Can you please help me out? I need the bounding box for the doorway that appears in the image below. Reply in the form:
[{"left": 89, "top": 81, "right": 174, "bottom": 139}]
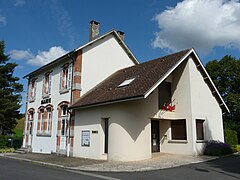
[{"left": 151, "top": 120, "right": 160, "bottom": 152}]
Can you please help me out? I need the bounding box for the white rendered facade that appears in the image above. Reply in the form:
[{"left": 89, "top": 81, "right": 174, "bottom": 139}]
[{"left": 22, "top": 32, "right": 137, "bottom": 154}]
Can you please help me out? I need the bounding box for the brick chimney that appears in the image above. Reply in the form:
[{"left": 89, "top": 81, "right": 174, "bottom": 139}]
[
  {"left": 89, "top": 20, "right": 100, "bottom": 41},
  {"left": 117, "top": 31, "right": 125, "bottom": 41}
]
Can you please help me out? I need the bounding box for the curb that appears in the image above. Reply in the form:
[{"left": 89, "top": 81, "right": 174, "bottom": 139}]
[{"left": 0, "top": 153, "right": 219, "bottom": 173}]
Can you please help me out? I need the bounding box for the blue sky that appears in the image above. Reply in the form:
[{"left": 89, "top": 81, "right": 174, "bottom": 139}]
[{"left": 0, "top": 0, "right": 240, "bottom": 113}]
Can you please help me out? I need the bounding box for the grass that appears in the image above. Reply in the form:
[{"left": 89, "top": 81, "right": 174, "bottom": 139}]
[{"left": 13, "top": 117, "right": 24, "bottom": 138}]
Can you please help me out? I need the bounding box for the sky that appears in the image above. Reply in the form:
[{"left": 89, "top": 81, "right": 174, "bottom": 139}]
[{"left": 0, "top": 0, "right": 240, "bottom": 113}]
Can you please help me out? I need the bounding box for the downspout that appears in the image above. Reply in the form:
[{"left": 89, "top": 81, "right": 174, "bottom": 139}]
[{"left": 67, "top": 52, "right": 75, "bottom": 157}]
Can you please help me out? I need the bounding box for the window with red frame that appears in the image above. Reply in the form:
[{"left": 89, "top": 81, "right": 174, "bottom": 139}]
[{"left": 59, "top": 64, "right": 72, "bottom": 92}]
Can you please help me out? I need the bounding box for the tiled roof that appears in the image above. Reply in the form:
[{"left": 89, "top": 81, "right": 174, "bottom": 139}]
[{"left": 70, "top": 49, "right": 191, "bottom": 109}]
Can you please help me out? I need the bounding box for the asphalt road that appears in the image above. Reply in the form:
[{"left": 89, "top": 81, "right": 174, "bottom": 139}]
[{"left": 0, "top": 155, "right": 239, "bottom": 180}]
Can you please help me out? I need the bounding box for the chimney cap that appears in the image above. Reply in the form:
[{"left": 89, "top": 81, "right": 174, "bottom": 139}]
[
  {"left": 90, "top": 20, "right": 100, "bottom": 25},
  {"left": 117, "top": 30, "right": 125, "bottom": 35}
]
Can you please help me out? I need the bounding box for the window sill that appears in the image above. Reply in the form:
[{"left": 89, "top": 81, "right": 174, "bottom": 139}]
[
  {"left": 168, "top": 140, "right": 188, "bottom": 144},
  {"left": 196, "top": 140, "right": 208, "bottom": 143},
  {"left": 29, "top": 99, "right": 35, "bottom": 103},
  {"left": 36, "top": 133, "right": 51, "bottom": 137},
  {"left": 59, "top": 89, "right": 69, "bottom": 94},
  {"left": 42, "top": 94, "right": 50, "bottom": 99}
]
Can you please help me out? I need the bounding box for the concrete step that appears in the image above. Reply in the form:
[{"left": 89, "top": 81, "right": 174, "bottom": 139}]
[{"left": 14, "top": 147, "right": 31, "bottom": 154}]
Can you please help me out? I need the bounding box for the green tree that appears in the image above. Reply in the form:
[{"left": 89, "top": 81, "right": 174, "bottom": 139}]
[
  {"left": 206, "top": 55, "right": 240, "bottom": 142},
  {"left": 0, "top": 40, "right": 23, "bottom": 135}
]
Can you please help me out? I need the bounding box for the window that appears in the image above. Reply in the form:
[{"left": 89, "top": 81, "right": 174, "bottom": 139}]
[
  {"left": 43, "top": 73, "right": 51, "bottom": 96},
  {"left": 60, "top": 105, "right": 68, "bottom": 136},
  {"left": 159, "top": 82, "right": 172, "bottom": 109},
  {"left": 29, "top": 79, "right": 36, "bottom": 101},
  {"left": 171, "top": 120, "right": 187, "bottom": 140},
  {"left": 46, "top": 107, "right": 52, "bottom": 134},
  {"left": 196, "top": 119, "right": 204, "bottom": 140},
  {"left": 118, "top": 78, "right": 135, "bottom": 87},
  {"left": 60, "top": 64, "right": 72, "bottom": 91},
  {"left": 39, "top": 109, "right": 44, "bottom": 132},
  {"left": 29, "top": 111, "right": 34, "bottom": 121}
]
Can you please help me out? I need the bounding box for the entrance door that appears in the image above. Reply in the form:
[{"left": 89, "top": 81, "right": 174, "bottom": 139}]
[
  {"left": 60, "top": 118, "right": 67, "bottom": 150},
  {"left": 28, "top": 121, "right": 33, "bottom": 146},
  {"left": 151, "top": 120, "right": 160, "bottom": 152}
]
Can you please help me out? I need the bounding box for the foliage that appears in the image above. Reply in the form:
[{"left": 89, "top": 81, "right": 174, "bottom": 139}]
[
  {"left": 0, "top": 40, "right": 23, "bottom": 135},
  {"left": 0, "top": 135, "right": 9, "bottom": 148},
  {"left": 203, "top": 140, "right": 233, "bottom": 156},
  {"left": 13, "top": 117, "right": 25, "bottom": 138},
  {"left": 0, "top": 148, "right": 14, "bottom": 153},
  {"left": 206, "top": 55, "right": 240, "bottom": 142},
  {"left": 232, "top": 145, "right": 240, "bottom": 153},
  {"left": 224, "top": 129, "right": 238, "bottom": 146}
]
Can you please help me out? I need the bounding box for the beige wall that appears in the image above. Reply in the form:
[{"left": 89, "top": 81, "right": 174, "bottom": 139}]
[
  {"left": 81, "top": 34, "right": 135, "bottom": 95},
  {"left": 74, "top": 90, "right": 158, "bottom": 161},
  {"left": 156, "top": 57, "right": 223, "bottom": 155},
  {"left": 74, "top": 55, "right": 224, "bottom": 160}
]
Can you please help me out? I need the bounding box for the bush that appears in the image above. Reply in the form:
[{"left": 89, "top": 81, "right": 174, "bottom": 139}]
[
  {"left": 0, "top": 136, "right": 9, "bottom": 149},
  {"left": 203, "top": 140, "right": 233, "bottom": 156},
  {"left": 0, "top": 148, "right": 15, "bottom": 153},
  {"left": 232, "top": 145, "right": 240, "bottom": 153},
  {"left": 224, "top": 129, "right": 238, "bottom": 145}
]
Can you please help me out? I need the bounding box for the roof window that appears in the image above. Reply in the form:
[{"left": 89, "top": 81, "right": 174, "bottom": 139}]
[{"left": 118, "top": 78, "right": 135, "bottom": 87}]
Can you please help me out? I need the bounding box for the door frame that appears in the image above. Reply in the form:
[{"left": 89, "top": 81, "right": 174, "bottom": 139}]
[{"left": 151, "top": 120, "right": 160, "bottom": 153}]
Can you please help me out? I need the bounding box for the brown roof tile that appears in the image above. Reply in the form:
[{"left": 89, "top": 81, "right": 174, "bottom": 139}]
[{"left": 70, "top": 49, "right": 191, "bottom": 109}]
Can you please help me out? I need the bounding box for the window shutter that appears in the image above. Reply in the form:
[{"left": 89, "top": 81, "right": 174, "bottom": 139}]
[
  {"left": 28, "top": 84, "right": 31, "bottom": 101},
  {"left": 34, "top": 81, "right": 36, "bottom": 100},
  {"left": 59, "top": 69, "right": 62, "bottom": 91},
  {"left": 48, "top": 74, "right": 52, "bottom": 94},
  {"left": 68, "top": 64, "right": 72, "bottom": 89},
  {"left": 42, "top": 78, "right": 45, "bottom": 96}
]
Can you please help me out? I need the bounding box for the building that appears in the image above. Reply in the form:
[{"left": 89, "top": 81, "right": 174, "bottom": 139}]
[
  {"left": 22, "top": 21, "right": 138, "bottom": 156},
  {"left": 70, "top": 48, "right": 229, "bottom": 161}
]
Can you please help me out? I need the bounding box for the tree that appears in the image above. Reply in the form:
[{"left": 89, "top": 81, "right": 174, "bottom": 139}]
[
  {"left": 0, "top": 40, "right": 23, "bottom": 135},
  {"left": 206, "top": 55, "right": 240, "bottom": 142}
]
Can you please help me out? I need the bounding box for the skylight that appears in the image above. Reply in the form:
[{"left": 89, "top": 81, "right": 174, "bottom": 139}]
[{"left": 118, "top": 78, "right": 135, "bottom": 87}]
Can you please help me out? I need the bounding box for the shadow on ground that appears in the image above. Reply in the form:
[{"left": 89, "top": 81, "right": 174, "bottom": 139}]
[{"left": 204, "top": 155, "right": 240, "bottom": 175}]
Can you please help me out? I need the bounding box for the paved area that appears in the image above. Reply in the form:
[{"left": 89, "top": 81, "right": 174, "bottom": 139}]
[
  {"left": 1, "top": 152, "right": 216, "bottom": 172},
  {"left": 0, "top": 155, "right": 239, "bottom": 180}
]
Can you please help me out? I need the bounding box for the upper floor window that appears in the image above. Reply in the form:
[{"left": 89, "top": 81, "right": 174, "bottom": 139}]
[
  {"left": 29, "top": 111, "right": 34, "bottom": 121},
  {"left": 60, "top": 64, "right": 72, "bottom": 92},
  {"left": 43, "top": 72, "right": 52, "bottom": 97},
  {"left": 29, "top": 79, "right": 37, "bottom": 102}
]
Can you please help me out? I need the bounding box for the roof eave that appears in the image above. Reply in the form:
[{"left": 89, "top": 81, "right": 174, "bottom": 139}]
[{"left": 69, "top": 95, "right": 144, "bottom": 110}]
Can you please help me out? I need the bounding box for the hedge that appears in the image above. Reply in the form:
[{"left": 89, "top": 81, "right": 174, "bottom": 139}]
[{"left": 224, "top": 129, "right": 238, "bottom": 146}]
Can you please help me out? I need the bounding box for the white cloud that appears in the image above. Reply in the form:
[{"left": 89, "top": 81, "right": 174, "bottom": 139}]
[
  {"left": 9, "top": 49, "right": 33, "bottom": 60},
  {"left": 50, "top": 0, "right": 79, "bottom": 49},
  {"left": 10, "top": 46, "right": 68, "bottom": 66},
  {"left": 27, "top": 46, "right": 68, "bottom": 66},
  {"left": 14, "top": 0, "right": 25, "bottom": 7},
  {"left": 0, "top": 15, "right": 6, "bottom": 26},
  {"left": 153, "top": 0, "right": 240, "bottom": 54}
]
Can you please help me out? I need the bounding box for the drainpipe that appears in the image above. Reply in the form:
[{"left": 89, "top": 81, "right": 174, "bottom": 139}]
[{"left": 66, "top": 52, "right": 75, "bottom": 157}]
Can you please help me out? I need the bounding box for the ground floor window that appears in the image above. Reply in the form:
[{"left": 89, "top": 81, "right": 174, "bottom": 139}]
[
  {"left": 171, "top": 119, "right": 187, "bottom": 140},
  {"left": 196, "top": 119, "right": 204, "bottom": 140}
]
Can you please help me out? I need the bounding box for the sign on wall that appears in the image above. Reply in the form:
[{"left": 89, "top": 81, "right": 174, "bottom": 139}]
[{"left": 81, "top": 130, "right": 90, "bottom": 147}]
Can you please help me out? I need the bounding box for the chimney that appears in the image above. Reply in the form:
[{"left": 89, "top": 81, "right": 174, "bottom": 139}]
[
  {"left": 89, "top": 20, "right": 100, "bottom": 41},
  {"left": 117, "top": 31, "right": 125, "bottom": 41}
]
